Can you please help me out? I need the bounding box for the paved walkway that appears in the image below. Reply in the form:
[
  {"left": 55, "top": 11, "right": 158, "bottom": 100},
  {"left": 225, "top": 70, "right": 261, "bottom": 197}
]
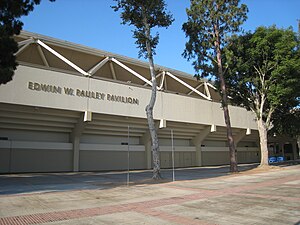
[{"left": 0, "top": 163, "right": 299, "bottom": 225}]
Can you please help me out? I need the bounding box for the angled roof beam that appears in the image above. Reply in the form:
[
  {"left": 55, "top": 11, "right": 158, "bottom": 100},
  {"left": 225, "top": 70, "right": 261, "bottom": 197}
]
[
  {"left": 36, "top": 39, "right": 89, "bottom": 76},
  {"left": 15, "top": 39, "right": 34, "bottom": 56},
  {"left": 37, "top": 45, "right": 49, "bottom": 67},
  {"left": 187, "top": 83, "right": 204, "bottom": 95},
  {"left": 109, "top": 61, "right": 117, "bottom": 80},
  {"left": 159, "top": 71, "right": 166, "bottom": 89},
  {"left": 206, "top": 82, "right": 217, "bottom": 90},
  {"left": 143, "top": 72, "right": 163, "bottom": 87},
  {"left": 110, "top": 57, "right": 153, "bottom": 87},
  {"left": 18, "top": 38, "right": 34, "bottom": 47},
  {"left": 164, "top": 74, "right": 168, "bottom": 90},
  {"left": 204, "top": 82, "right": 211, "bottom": 100},
  {"left": 166, "top": 72, "right": 212, "bottom": 101},
  {"left": 88, "top": 56, "right": 110, "bottom": 76}
]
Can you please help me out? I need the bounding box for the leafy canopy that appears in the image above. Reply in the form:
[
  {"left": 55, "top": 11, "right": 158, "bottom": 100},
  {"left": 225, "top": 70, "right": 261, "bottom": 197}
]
[
  {"left": 224, "top": 26, "right": 300, "bottom": 123},
  {"left": 182, "top": 0, "right": 248, "bottom": 78},
  {"left": 112, "top": 0, "right": 173, "bottom": 58},
  {"left": 0, "top": 0, "right": 55, "bottom": 85}
]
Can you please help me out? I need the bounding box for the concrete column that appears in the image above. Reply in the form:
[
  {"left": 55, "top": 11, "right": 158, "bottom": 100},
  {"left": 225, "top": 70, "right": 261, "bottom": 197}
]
[
  {"left": 192, "top": 126, "right": 211, "bottom": 167},
  {"left": 141, "top": 130, "right": 152, "bottom": 170},
  {"left": 233, "top": 129, "right": 247, "bottom": 148},
  {"left": 72, "top": 136, "right": 80, "bottom": 172},
  {"left": 195, "top": 144, "right": 202, "bottom": 167},
  {"left": 145, "top": 141, "right": 152, "bottom": 169},
  {"left": 70, "top": 113, "right": 87, "bottom": 172}
]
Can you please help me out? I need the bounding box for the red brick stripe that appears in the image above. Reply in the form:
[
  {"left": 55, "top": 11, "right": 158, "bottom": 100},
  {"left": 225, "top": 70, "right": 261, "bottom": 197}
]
[{"left": 0, "top": 175, "right": 299, "bottom": 225}]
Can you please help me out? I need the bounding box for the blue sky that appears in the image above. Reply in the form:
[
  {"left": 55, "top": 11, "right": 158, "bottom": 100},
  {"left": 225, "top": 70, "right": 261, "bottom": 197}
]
[{"left": 21, "top": 0, "right": 300, "bottom": 75}]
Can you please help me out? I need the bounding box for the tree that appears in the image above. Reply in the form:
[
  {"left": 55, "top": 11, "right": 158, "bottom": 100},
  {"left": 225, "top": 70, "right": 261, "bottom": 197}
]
[
  {"left": 272, "top": 107, "right": 300, "bottom": 154},
  {"left": 182, "top": 0, "right": 248, "bottom": 172},
  {"left": 224, "top": 26, "right": 300, "bottom": 166},
  {"left": 112, "top": 0, "right": 173, "bottom": 179},
  {"left": 0, "top": 0, "right": 54, "bottom": 85}
]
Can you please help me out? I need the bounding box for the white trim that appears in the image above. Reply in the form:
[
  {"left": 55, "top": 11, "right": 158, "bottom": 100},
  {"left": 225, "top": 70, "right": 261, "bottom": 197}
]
[
  {"left": 80, "top": 143, "right": 145, "bottom": 152},
  {"left": 202, "top": 147, "right": 259, "bottom": 152},
  {"left": 0, "top": 141, "right": 72, "bottom": 150},
  {"left": 160, "top": 146, "right": 196, "bottom": 152}
]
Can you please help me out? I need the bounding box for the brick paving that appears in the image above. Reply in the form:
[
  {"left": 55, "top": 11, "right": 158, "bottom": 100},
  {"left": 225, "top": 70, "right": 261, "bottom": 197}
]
[{"left": 0, "top": 164, "right": 299, "bottom": 225}]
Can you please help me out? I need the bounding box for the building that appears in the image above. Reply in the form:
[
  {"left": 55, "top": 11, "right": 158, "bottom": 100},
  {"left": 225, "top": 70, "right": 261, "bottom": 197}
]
[{"left": 0, "top": 31, "right": 264, "bottom": 173}]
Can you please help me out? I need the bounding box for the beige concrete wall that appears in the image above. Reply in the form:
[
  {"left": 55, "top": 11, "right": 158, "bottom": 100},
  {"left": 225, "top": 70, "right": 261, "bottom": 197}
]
[
  {"left": 0, "top": 148, "right": 10, "bottom": 173},
  {"left": 202, "top": 152, "right": 230, "bottom": 166},
  {"left": 80, "top": 134, "right": 140, "bottom": 145},
  {"left": 79, "top": 143, "right": 145, "bottom": 171},
  {"left": 9, "top": 149, "right": 72, "bottom": 173},
  {"left": 0, "top": 66, "right": 258, "bottom": 130},
  {"left": 79, "top": 151, "right": 145, "bottom": 171},
  {"left": 202, "top": 147, "right": 260, "bottom": 166},
  {"left": 160, "top": 152, "right": 196, "bottom": 168},
  {"left": 0, "top": 129, "right": 69, "bottom": 142},
  {"left": 0, "top": 140, "right": 73, "bottom": 173}
]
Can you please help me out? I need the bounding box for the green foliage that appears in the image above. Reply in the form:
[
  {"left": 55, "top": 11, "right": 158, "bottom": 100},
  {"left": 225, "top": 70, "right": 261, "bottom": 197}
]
[
  {"left": 112, "top": 0, "right": 173, "bottom": 58},
  {"left": 182, "top": 0, "right": 248, "bottom": 78},
  {"left": 271, "top": 105, "right": 300, "bottom": 137},
  {"left": 0, "top": 0, "right": 55, "bottom": 85},
  {"left": 224, "top": 26, "right": 300, "bottom": 123}
]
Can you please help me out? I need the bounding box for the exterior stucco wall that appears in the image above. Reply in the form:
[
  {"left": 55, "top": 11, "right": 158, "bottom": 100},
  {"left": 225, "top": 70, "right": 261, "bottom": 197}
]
[{"left": 0, "top": 66, "right": 258, "bottom": 130}]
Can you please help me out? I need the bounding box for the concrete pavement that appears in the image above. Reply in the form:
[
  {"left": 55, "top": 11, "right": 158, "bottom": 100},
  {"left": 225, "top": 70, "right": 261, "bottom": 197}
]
[{"left": 0, "top": 163, "right": 299, "bottom": 225}]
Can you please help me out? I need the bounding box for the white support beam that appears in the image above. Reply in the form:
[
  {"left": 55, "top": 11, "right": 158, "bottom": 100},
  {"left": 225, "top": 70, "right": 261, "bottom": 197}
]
[
  {"left": 15, "top": 40, "right": 34, "bottom": 56},
  {"left": 159, "top": 119, "right": 167, "bottom": 129},
  {"left": 159, "top": 71, "right": 166, "bottom": 89},
  {"left": 206, "top": 82, "right": 217, "bottom": 90},
  {"left": 143, "top": 72, "right": 163, "bottom": 87},
  {"left": 204, "top": 82, "right": 211, "bottom": 100},
  {"left": 18, "top": 38, "right": 34, "bottom": 47},
  {"left": 37, "top": 45, "right": 49, "bottom": 67},
  {"left": 166, "top": 72, "right": 212, "bottom": 101},
  {"left": 111, "top": 57, "right": 153, "bottom": 87},
  {"left": 109, "top": 61, "right": 117, "bottom": 80},
  {"left": 187, "top": 83, "right": 204, "bottom": 95},
  {"left": 88, "top": 57, "right": 110, "bottom": 76},
  {"left": 164, "top": 75, "right": 168, "bottom": 90},
  {"left": 36, "top": 39, "right": 89, "bottom": 76}
]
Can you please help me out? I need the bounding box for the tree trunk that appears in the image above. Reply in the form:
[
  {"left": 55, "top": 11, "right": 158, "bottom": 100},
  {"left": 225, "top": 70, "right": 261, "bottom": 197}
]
[
  {"left": 257, "top": 118, "right": 269, "bottom": 166},
  {"left": 297, "top": 136, "right": 300, "bottom": 159},
  {"left": 214, "top": 23, "right": 238, "bottom": 173},
  {"left": 145, "top": 56, "right": 161, "bottom": 179},
  {"left": 222, "top": 99, "right": 238, "bottom": 172},
  {"left": 144, "top": 22, "right": 161, "bottom": 180}
]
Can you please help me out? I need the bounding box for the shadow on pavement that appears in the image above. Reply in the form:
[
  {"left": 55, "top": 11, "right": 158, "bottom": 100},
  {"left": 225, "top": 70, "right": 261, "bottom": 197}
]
[{"left": 0, "top": 161, "right": 298, "bottom": 196}]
